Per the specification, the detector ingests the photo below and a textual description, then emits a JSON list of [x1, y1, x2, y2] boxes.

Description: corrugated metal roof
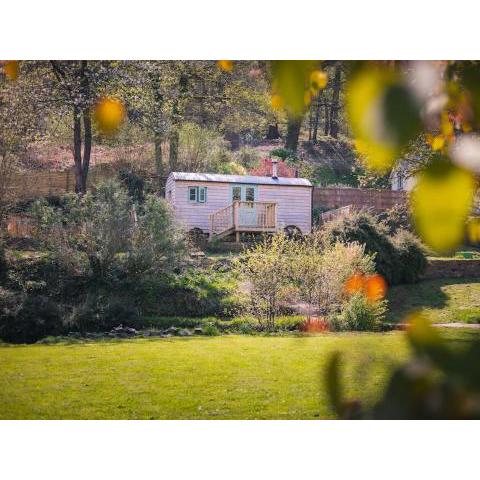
[[169, 172, 312, 187]]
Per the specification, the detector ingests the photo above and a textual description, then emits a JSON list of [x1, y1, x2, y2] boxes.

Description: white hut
[[165, 162, 312, 240]]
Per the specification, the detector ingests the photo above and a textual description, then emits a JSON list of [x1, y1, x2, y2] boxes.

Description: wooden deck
[[209, 201, 277, 241]]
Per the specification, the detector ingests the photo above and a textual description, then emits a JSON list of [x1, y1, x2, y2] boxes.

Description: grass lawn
[[1, 330, 479, 420], [387, 277, 480, 324]]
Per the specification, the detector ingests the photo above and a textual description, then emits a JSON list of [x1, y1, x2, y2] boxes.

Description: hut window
[[245, 186, 255, 202], [188, 186, 207, 203], [188, 187, 197, 202], [232, 186, 241, 201], [198, 186, 207, 203]]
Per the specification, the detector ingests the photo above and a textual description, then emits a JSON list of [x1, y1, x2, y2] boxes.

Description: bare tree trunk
[[81, 108, 91, 193], [285, 115, 302, 152], [308, 103, 313, 142], [329, 62, 342, 139], [154, 131, 164, 177], [79, 61, 91, 194], [266, 123, 280, 140], [312, 93, 322, 143], [324, 104, 330, 136], [169, 127, 179, 172], [73, 106, 83, 194]]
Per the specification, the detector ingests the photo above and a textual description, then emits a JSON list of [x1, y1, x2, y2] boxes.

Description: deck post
[[233, 201, 240, 243], [274, 203, 278, 232], [233, 201, 238, 229]]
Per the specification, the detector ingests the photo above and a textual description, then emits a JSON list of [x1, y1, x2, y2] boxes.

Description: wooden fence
[[5, 166, 122, 200], [313, 187, 407, 212]]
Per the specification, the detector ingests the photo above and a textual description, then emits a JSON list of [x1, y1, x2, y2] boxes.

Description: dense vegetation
[[0, 182, 243, 342]]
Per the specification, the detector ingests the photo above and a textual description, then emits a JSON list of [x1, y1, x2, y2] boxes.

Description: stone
[[165, 326, 179, 335], [178, 329, 193, 337], [194, 327, 204, 335]]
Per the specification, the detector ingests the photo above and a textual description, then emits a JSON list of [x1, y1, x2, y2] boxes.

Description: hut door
[[230, 184, 258, 227]]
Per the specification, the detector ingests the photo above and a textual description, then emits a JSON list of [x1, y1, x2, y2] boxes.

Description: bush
[[234, 233, 291, 329], [377, 203, 413, 235], [203, 323, 220, 336], [321, 211, 402, 285], [0, 291, 63, 343], [133, 268, 243, 318], [392, 230, 428, 283], [0, 241, 7, 282], [330, 293, 386, 332], [30, 181, 188, 284], [67, 294, 142, 333]]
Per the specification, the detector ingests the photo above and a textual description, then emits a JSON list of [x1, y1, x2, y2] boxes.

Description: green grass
[[2, 330, 479, 419], [0, 333, 408, 419], [387, 277, 480, 324]]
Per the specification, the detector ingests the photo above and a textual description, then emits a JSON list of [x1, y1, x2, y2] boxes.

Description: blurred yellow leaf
[[4, 60, 19, 80], [93, 97, 126, 135], [310, 69, 328, 91], [466, 217, 480, 244], [411, 158, 476, 253], [441, 112, 454, 137], [346, 65, 421, 173], [271, 60, 316, 117], [303, 90, 312, 107], [217, 60, 233, 73], [431, 135, 446, 151], [406, 313, 443, 349], [270, 94, 284, 111]]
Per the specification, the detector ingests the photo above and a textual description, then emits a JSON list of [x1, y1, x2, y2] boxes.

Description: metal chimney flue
[[271, 158, 278, 179]]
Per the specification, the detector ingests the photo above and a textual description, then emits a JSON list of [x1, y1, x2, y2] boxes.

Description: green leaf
[[411, 157, 476, 253], [271, 60, 316, 117]]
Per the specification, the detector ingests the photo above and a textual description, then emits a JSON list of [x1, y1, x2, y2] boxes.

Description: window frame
[[188, 186, 207, 204]]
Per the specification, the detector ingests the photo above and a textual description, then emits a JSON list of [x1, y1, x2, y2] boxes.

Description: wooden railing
[[209, 203, 234, 235], [320, 204, 352, 224], [236, 201, 276, 229], [209, 201, 277, 237]]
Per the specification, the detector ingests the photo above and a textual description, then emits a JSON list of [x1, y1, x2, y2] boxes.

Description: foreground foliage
[[327, 316, 480, 419]]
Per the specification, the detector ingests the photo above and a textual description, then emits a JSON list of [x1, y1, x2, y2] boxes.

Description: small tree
[[235, 233, 290, 330]]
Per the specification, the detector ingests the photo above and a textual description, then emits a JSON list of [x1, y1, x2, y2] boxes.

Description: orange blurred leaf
[[364, 274, 387, 302], [3, 60, 19, 80], [217, 60, 233, 73], [93, 97, 126, 135]]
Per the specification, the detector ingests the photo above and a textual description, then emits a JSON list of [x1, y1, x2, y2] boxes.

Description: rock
[[194, 327, 203, 335], [190, 251, 206, 258], [110, 325, 137, 337], [165, 326, 179, 335], [178, 329, 193, 337]]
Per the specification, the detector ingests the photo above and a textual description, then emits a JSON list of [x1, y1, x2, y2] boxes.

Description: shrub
[[66, 294, 142, 332], [270, 148, 297, 161], [118, 167, 145, 203], [392, 230, 428, 283], [30, 181, 188, 284], [321, 211, 402, 285], [0, 292, 63, 343], [331, 293, 386, 332], [377, 203, 413, 235], [234, 233, 291, 329], [288, 236, 375, 319], [0, 241, 7, 282], [203, 323, 220, 336], [134, 269, 243, 318]]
